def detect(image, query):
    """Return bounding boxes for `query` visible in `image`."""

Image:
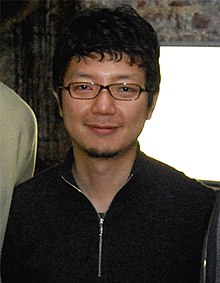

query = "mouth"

[87,123,120,136]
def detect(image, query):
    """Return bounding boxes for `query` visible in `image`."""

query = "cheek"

[124,103,148,126]
[62,99,90,129]
[61,99,77,126]
[134,112,148,130]
[62,95,79,117]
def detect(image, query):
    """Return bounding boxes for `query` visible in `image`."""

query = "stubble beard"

[73,140,138,160]
[85,148,120,159]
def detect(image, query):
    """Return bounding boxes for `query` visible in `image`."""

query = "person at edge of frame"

[1,5,217,283]
[201,190,220,283]
[0,82,37,283]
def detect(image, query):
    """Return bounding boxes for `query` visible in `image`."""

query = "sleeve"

[0,83,38,270]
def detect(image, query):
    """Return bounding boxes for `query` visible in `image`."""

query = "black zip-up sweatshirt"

[1,148,216,283]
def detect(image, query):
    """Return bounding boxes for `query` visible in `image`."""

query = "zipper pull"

[98,216,104,277]
[99,217,104,236]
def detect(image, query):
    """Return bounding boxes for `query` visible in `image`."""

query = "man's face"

[57,54,157,158]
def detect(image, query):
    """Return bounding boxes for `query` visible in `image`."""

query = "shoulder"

[136,151,216,203]
[12,163,62,201]
[11,149,74,206]
[0,82,36,127]
[7,163,64,221]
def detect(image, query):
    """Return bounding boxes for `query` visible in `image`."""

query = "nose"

[91,88,117,115]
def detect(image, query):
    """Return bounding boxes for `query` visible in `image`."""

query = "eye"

[117,85,137,93]
[121,86,132,92]
[74,83,93,91]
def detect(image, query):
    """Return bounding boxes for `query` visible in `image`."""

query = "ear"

[53,90,63,117]
[146,94,158,120]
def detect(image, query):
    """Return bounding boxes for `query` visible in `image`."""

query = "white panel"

[139,46,220,181]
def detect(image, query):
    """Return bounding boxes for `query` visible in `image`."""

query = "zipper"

[62,176,105,277]
[98,215,104,277]
[61,173,134,278]
[61,176,82,193]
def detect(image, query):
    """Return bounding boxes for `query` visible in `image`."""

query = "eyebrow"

[113,74,136,80]
[70,72,93,79]
[70,72,138,81]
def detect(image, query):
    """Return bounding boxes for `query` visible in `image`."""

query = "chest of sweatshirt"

[7,157,216,282]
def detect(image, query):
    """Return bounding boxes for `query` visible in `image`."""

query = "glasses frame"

[59,82,147,101]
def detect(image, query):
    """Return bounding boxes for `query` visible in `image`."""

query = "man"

[1,6,216,282]
[0,83,37,275]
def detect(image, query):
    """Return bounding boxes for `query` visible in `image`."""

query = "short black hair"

[52,5,160,106]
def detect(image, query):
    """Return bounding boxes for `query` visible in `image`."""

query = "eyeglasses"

[59,82,147,101]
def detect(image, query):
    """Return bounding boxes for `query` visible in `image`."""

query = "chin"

[84,140,138,159]
[85,147,120,159]
[73,139,138,159]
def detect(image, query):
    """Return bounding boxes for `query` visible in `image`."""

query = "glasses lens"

[69,83,98,99]
[67,82,142,100]
[110,84,140,100]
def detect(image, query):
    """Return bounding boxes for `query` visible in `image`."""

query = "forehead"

[64,53,145,81]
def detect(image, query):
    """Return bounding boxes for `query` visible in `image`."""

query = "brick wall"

[83,0,220,44]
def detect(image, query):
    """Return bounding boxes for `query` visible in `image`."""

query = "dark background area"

[1,0,80,173]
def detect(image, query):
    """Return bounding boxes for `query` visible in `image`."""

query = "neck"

[72,145,137,212]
